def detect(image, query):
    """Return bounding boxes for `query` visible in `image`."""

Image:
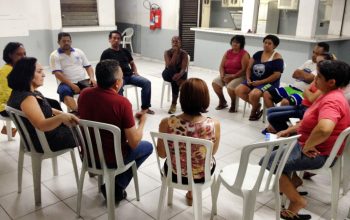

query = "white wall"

[342,0,350,36]
[115,0,179,30]
[0,0,52,37]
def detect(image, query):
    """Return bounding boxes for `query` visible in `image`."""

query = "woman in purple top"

[235,35,284,121]
[212,35,250,112]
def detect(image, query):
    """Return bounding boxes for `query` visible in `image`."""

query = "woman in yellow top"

[0,42,26,135]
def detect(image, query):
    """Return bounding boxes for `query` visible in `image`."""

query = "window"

[60,0,99,27]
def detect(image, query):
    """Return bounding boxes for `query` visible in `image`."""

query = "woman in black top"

[7,57,78,152]
[162,36,189,114]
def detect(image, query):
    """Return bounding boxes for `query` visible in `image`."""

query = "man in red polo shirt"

[78,59,153,201]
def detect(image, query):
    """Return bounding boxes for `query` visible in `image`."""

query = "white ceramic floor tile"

[16,202,78,220]
[125,171,161,201]
[24,156,77,182]
[0,169,33,197]
[0,185,60,219]
[94,202,154,220]
[131,187,189,219]
[43,171,97,200]
[0,206,11,220]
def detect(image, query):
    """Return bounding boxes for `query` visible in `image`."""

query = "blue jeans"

[261,142,328,175]
[116,140,153,189]
[122,75,152,110]
[267,105,307,132]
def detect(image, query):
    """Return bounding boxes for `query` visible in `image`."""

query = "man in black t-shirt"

[100,30,154,116]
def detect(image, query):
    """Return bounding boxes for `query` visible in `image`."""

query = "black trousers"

[162,68,188,100]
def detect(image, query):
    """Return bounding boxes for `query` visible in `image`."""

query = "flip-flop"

[280,209,311,220]
[249,110,263,121]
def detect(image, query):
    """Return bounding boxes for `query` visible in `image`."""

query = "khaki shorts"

[212,75,245,90]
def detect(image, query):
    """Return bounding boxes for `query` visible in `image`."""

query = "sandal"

[280,209,311,220]
[215,103,228,110]
[186,191,193,206]
[249,110,263,121]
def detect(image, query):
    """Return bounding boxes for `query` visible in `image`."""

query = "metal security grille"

[179,0,199,61]
[60,0,99,27]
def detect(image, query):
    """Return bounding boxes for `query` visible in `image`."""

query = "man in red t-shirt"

[78,59,153,202]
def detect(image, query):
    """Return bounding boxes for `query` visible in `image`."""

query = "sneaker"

[168,104,176,114]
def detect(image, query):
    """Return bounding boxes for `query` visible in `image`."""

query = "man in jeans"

[100,30,154,117]
[78,59,153,201]
[50,32,96,112]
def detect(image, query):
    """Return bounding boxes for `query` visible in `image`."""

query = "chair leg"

[157,179,167,220]
[70,150,79,188]
[262,102,267,123]
[211,176,221,219]
[5,119,13,141]
[52,157,58,176]
[242,192,256,220]
[130,42,134,53]
[31,155,42,205]
[77,164,87,216]
[331,163,341,220]
[192,186,203,220]
[167,187,173,205]
[131,163,140,201]
[105,171,116,220]
[134,87,140,110]
[98,175,103,192]
[17,142,25,193]
[274,186,282,220]
[167,84,171,102]
[161,82,166,108]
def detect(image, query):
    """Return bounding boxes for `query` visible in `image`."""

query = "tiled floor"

[1,56,350,219]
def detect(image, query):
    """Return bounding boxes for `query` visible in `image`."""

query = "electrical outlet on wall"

[224,19,228,23]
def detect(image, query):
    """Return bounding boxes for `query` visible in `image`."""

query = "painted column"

[328,0,346,35]
[296,0,319,37]
[241,0,260,33]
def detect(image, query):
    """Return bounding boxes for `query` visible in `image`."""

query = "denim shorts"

[57,83,75,101]
[262,142,329,175]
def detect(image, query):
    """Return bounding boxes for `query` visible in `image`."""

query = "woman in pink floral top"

[157,78,221,206]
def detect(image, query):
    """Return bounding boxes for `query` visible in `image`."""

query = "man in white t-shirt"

[50,32,96,112]
[263,42,329,108]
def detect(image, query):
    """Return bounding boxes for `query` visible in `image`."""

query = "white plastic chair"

[0,115,14,141]
[211,135,299,220]
[5,106,79,205]
[121,28,134,53]
[160,54,190,109]
[124,84,140,110]
[74,119,140,220]
[342,133,350,194]
[150,131,215,220]
[298,127,350,220]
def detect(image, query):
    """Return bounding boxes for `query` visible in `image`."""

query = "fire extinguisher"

[145,1,162,30]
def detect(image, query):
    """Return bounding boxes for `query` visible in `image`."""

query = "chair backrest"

[122,28,134,41]
[233,135,299,193]
[73,119,133,174]
[322,127,350,169]
[150,131,213,188]
[5,106,52,154]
